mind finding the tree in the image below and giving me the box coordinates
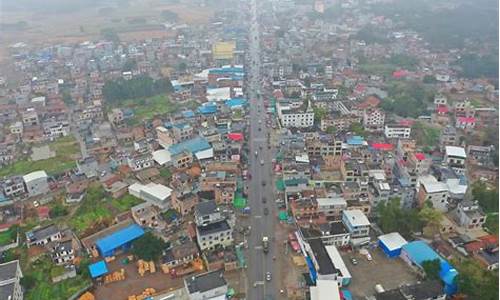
[131,232,166,261]
[418,205,443,236]
[313,107,328,122]
[161,10,179,22]
[472,182,499,213]
[422,259,441,281]
[349,122,365,136]
[122,59,137,72]
[100,28,120,43]
[423,75,437,84]
[326,126,336,134]
[376,198,422,238]
[20,275,36,290]
[102,75,173,104]
[456,54,499,79]
[49,204,68,218]
[455,259,499,300]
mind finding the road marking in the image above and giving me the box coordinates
[254,246,262,250]
[254,215,262,219]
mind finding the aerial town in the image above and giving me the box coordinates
[0,0,498,300]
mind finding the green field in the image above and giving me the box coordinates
[25,256,91,300]
[0,227,17,246]
[119,94,180,124]
[69,185,143,235]
[0,136,79,177]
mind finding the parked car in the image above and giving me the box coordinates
[366,253,373,261]
[266,272,272,281]
[264,207,269,215]
[350,258,358,265]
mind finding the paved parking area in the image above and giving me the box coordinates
[341,247,419,299]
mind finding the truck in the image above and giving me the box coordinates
[262,236,269,253]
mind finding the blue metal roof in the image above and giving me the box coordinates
[198,104,218,114]
[225,98,247,108]
[96,224,144,256]
[347,136,365,145]
[88,260,109,278]
[169,136,211,156]
[182,110,195,118]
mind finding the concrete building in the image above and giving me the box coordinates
[0,260,23,300]
[363,109,385,132]
[184,270,228,300]
[26,224,62,247]
[23,170,49,197]
[129,182,173,211]
[342,210,370,245]
[416,175,449,212]
[195,201,224,227]
[444,146,467,175]
[455,200,486,230]
[384,124,411,139]
[196,220,233,251]
[276,99,314,128]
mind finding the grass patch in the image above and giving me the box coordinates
[0,136,79,177]
[0,226,17,246]
[118,94,179,124]
[484,213,498,235]
[412,121,441,150]
[25,255,91,300]
[110,194,143,212]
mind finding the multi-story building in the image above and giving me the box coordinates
[51,240,75,265]
[444,146,467,175]
[172,123,194,142]
[316,197,347,220]
[276,99,315,128]
[342,210,370,245]
[306,138,342,158]
[440,126,457,151]
[0,260,23,300]
[195,220,233,251]
[26,224,62,247]
[416,175,449,212]
[384,124,411,139]
[43,120,70,138]
[127,153,154,171]
[456,200,486,230]
[194,201,224,227]
[1,177,26,199]
[23,170,49,197]
[22,108,39,126]
[363,109,385,132]
[184,270,228,300]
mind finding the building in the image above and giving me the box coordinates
[26,224,62,247]
[129,182,173,211]
[384,124,411,139]
[342,210,370,245]
[51,239,76,265]
[196,220,233,251]
[0,260,23,300]
[76,156,99,178]
[305,239,351,286]
[1,177,26,199]
[299,222,351,247]
[375,280,446,300]
[455,200,486,230]
[378,232,408,258]
[276,99,315,128]
[310,279,341,300]
[444,146,467,175]
[162,241,199,269]
[95,224,145,257]
[363,109,385,132]
[416,175,449,212]
[23,170,49,197]
[440,126,457,151]
[131,202,164,229]
[184,270,228,300]
[316,197,347,219]
[195,201,224,227]
[400,241,458,295]
[212,41,236,61]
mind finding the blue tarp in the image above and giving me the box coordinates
[169,136,212,156]
[347,136,365,145]
[402,241,458,295]
[225,98,247,108]
[305,256,317,284]
[88,260,109,278]
[182,110,195,118]
[198,104,217,114]
[96,224,145,257]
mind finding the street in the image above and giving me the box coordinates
[244,0,283,299]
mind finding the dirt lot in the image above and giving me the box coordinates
[92,254,198,300]
[341,247,419,299]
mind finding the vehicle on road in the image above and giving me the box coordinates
[262,236,269,253]
[264,207,269,215]
[266,272,272,281]
[350,258,358,265]
[260,159,264,165]
[262,197,266,203]
[261,180,266,186]
[258,127,261,131]
[255,151,258,157]
[366,253,373,261]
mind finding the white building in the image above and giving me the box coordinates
[196,220,233,251]
[276,100,314,128]
[310,279,341,300]
[316,197,347,219]
[445,146,467,175]
[23,170,49,197]
[0,260,23,300]
[184,270,228,300]
[129,182,173,211]
[456,200,486,230]
[384,124,411,139]
[342,210,370,245]
[363,109,385,132]
[417,175,449,212]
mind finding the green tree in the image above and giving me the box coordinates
[422,259,441,281]
[49,204,68,218]
[472,182,499,213]
[20,274,36,290]
[161,10,179,22]
[100,28,120,43]
[313,107,328,122]
[131,232,166,261]
[102,75,173,104]
[349,122,365,136]
[376,198,422,238]
[423,75,437,84]
[122,59,137,72]
[456,259,499,300]
[325,126,336,134]
[418,205,443,236]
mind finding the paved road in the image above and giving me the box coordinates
[245,0,280,299]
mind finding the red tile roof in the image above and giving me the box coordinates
[392,70,408,78]
[437,105,449,114]
[371,143,394,151]
[458,117,476,123]
[415,153,426,161]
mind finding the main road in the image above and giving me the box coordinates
[245,0,280,299]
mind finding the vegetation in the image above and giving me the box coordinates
[455,258,499,300]
[161,9,179,22]
[0,225,18,246]
[355,26,389,44]
[484,213,499,235]
[0,136,79,177]
[102,75,173,104]
[422,259,441,281]
[381,81,433,118]
[387,54,419,71]
[457,54,499,79]
[23,255,91,300]
[376,198,422,238]
[110,194,143,212]
[412,121,441,150]
[131,232,166,261]
[49,204,68,219]
[313,106,328,123]
[423,75,437,84]
[348,122,365,137]
[418,205,444,236]
[159,168,173,181]
[472,182,499,213]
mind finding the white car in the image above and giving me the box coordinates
[260,160,264,165]
[266,272,272,281]
[366,253,373,261]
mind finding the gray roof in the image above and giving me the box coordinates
[195,200,218,216]
[400,280,444,299]
[197,220,230,236]
[0,260,19,282]
[185,270,227,294]
[27,224,59,242]
[0,282,16,300]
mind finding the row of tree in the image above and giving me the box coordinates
[102,75,173,104]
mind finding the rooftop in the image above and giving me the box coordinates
[343,210,370,227]
[308,239,338,275]
[197,220,230,236]
[185,270,227,294]
[95,224,145,256]
[445,146,466,158]
[0,260,19,282]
